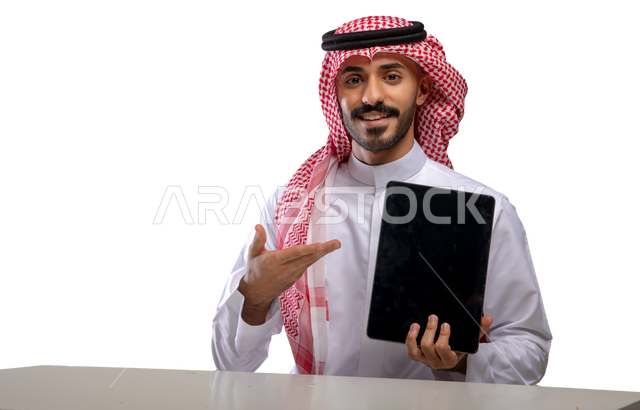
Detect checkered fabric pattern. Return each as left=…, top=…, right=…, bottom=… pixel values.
left=275, top=16, right=468, bottom=375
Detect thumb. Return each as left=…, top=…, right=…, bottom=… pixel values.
left=480, top=315, right=493, bottom=337
left=249, top=224, right=267, bottom=257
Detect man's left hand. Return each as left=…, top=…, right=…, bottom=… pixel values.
left=405, top=314, right=493, bottom=372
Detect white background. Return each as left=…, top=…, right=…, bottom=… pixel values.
left=1, top=0, right=639, bottom=393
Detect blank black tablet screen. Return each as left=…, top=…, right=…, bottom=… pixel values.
left=367, top=181, right=495, bottom=354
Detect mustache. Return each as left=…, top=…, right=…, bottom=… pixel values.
left=350, top=102, right=400, bottom=120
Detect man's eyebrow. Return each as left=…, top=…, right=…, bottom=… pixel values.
left=340, top=62, right=407, bottom=75
left=341, top=66, right=364, bottom=74
left=379, top=63, right=406, bottom=70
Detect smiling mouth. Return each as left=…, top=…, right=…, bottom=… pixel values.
left=359, top=113, right=391, bottom=121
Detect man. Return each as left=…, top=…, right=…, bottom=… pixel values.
left=212, top=16, right=552, bottom=384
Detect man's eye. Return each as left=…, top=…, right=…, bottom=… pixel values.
left=346, top=77, right=362, bottom=85
left=386, top=74, right=400, bottom=81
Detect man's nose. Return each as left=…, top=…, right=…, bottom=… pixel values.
left=362, top=77, right=384, bottom=106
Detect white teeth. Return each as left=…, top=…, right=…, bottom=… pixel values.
left=362, top=114, right=388, bottom=120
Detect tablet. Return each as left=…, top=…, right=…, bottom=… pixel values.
left=366, top=181, right=495, bottom=354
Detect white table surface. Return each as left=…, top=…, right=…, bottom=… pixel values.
left=1, top=366, right=639, bottom=410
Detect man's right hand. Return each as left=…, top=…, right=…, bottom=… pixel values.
left=238, top=224, right=341, bottom=326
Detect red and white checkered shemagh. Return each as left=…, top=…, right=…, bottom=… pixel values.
left=275, top=16, right=468, bottom=375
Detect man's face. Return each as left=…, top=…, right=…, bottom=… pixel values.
left=335, top=53, right=429, bottom=153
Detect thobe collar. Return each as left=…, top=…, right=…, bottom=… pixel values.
left=346, top=139, right=427, bottom=189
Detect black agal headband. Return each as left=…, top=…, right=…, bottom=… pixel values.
left=321, top=21, right=427, bottom=51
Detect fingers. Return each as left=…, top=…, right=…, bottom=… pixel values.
left=434, top=322, right=458, bottom=367
left=420, top=315, right=443, bottom=364
left=249, top=223, right=341, bottom=267
left=276, top=241, right=341, bottom=283
left=435, top=322, right=451, bottom=352
left=280, top=239, right=342, bottom=264
left=283, top=241, right=340, bottom=288
left=246, top=232, right=342, bottom=300
left=405, top=323, right=423, bottom=361
left=248, top=224, right=267, bottom=258
left=283, top=240, right=341, bottom=272
left=405, top=316, right=465, bottom=370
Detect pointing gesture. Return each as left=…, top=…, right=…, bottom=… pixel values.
left=238, top=224, right=341, bottom=325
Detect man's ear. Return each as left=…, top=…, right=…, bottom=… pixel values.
left=416, top=74, right=432, bottom=106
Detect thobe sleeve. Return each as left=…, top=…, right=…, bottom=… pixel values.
left=211, top=191, right=284, bottom=372
left=465, top=196, right=552, bottom=384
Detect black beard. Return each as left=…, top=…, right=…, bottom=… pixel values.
left=342, top=100, right=416, bottom=152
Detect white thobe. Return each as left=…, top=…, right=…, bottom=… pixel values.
left=211, top=140, right=552, bottom=384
